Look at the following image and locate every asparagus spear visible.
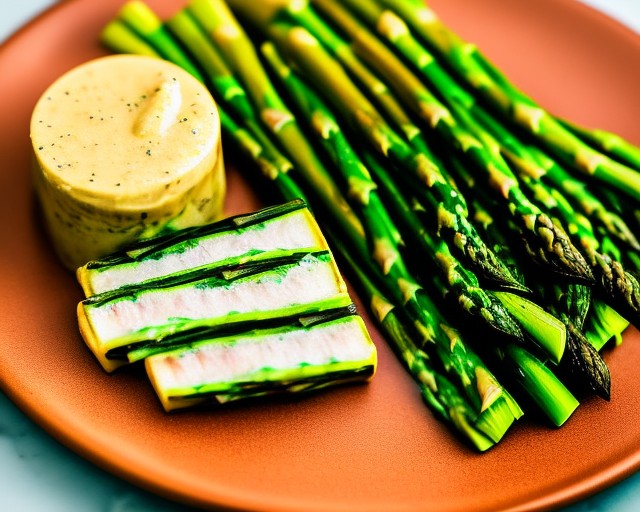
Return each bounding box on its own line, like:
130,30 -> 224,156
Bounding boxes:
542,284 -> 611,400
470,104 -> 640,328
116,0 -> 204,80
493,344 -> 579,427
467,186 -> 611,400
260,43 -> 400,245
261,41 -> 525,343
164,9 -> 293,178
411,221 -> 576,425
585,299 -> 629,352
334,238 -> 521,450
558,118 -> 640,172
308,0 -> 592,285
250,0 -> 455,193
186,0 -> 363,239
472,105 -> 639,252
101,19 -> 161,57
218,107 -> 308,203
375,0 -> 640,202
225,5 -> 525,293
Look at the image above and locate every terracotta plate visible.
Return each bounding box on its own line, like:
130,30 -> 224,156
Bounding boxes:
1,1 -> 640,511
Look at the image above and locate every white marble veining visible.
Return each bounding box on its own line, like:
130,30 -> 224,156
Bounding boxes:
1,1 -> 639,511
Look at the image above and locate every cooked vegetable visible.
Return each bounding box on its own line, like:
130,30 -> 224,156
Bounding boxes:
311,0 -> 592,285
333,237 -> 521,450
78,250 -> 352,372
145,312 -> 376,412
99,0 -> 640,449
77,199 -> 326,296
376,0 -> 640,202
261,42 -> 525,344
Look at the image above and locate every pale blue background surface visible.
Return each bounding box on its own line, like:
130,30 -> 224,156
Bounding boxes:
1,1 -> 640,511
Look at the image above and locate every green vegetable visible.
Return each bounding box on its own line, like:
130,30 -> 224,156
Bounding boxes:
145,312 -> 377,411
78,250 -> 352,371
116,0 -> 204,80
99,0 -> 640,449
495,344 -> 579,427
333,236 -> 521,450
558,118 -> 640,173
261,42 -> 525,344
230,4 -> 524,293
378,0 -> 640,202
78,199 -> 325,295
311,0 -> 593,285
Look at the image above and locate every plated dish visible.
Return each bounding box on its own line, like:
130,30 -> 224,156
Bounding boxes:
1,0 -> 640,511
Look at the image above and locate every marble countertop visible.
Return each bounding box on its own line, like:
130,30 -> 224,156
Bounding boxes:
1,1 -> 640,511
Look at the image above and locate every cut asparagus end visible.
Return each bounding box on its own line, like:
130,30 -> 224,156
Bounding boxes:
502,344 -> 579,427
473,394 -> 521,445
100,19 -> 160,57
584,299 -> 629,351
446,405 -> 495,452
117,0 -> 204,81
494,291 -> 566,364
145,314 -> 377,411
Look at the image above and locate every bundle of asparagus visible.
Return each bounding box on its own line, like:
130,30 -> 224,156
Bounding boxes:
99,0 -> 639,450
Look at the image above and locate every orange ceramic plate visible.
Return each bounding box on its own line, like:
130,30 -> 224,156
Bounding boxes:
1,1 -> 639,511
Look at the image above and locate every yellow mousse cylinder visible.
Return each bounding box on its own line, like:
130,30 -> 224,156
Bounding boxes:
30,54 -> 225,271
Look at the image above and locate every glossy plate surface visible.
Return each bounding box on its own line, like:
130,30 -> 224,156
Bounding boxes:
1,1 -> 639,511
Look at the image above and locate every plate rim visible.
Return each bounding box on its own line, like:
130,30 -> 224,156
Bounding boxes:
2,1 -> 640,511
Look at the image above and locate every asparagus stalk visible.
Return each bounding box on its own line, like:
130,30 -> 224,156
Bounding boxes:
260,43 -> 400,245
116,1 -> 204,80
376,0 -> 640,202
365,147 -> 583,368
427,268 -> 577,425
493,344 -> 579,427
585,299 -> 629,351
101,19 -> 161,57
186,0 -> 363,241
334,238 -> 521,450
467,188 -> 611,400
472,105 -> 639,252
218,107 -> 308,203
262,41 -> 525,343
165,9 -> 293,178
253,0 -> 454,193
543,285 -> 611,400
470,104 -> 640,327
412,224 -> 576,424
309,0 -> 592,285
226,6 -> 525,293
558,118 -> 640,172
